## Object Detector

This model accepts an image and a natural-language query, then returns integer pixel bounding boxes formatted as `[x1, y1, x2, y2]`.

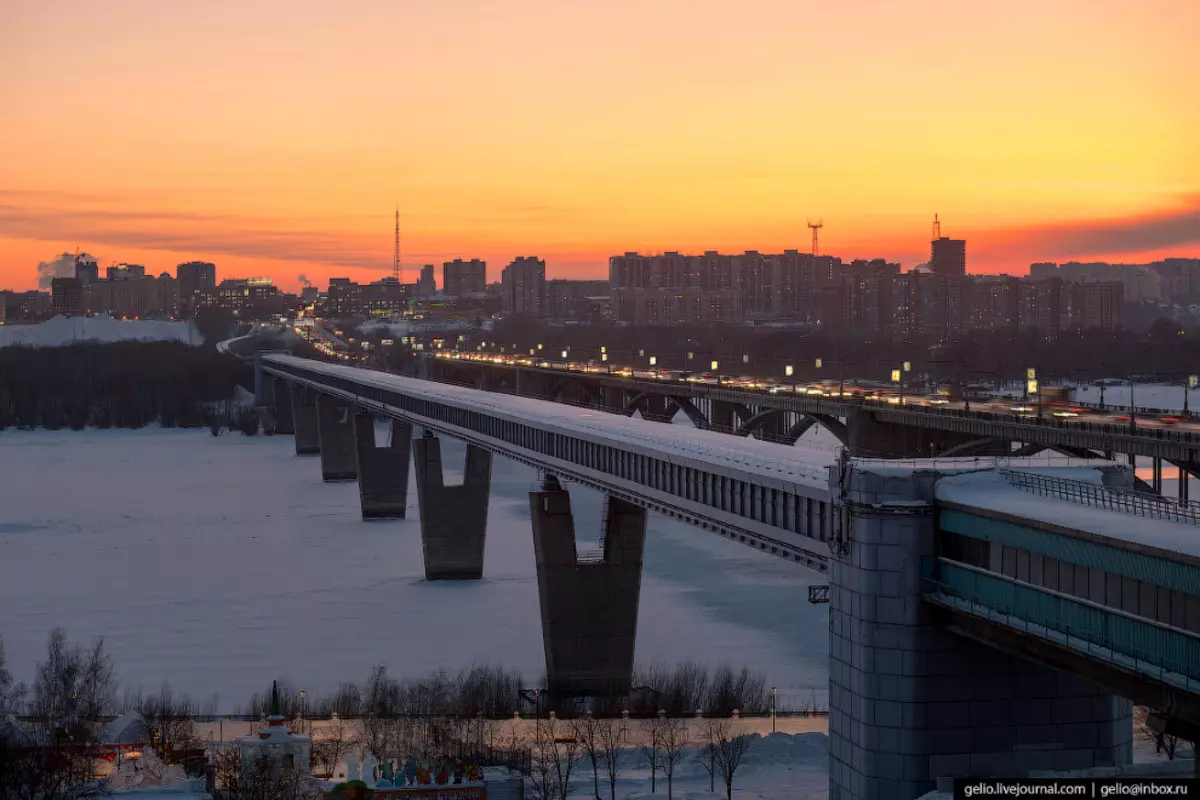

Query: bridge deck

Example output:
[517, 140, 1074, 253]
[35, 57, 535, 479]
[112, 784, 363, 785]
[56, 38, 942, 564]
[262, 355, 837, 570]
[267, 355, 835, 489]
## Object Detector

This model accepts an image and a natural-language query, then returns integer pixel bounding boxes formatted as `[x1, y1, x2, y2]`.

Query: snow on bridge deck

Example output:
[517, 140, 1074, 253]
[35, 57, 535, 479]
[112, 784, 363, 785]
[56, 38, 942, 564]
[936, 468, 1200, 565]
[264, 355, 838, 491]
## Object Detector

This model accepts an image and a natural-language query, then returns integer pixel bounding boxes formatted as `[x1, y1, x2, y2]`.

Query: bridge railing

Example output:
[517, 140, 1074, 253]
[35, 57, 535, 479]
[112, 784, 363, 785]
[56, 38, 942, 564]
[998, 469, 1200, 524]
[924, 559, 1200, 690]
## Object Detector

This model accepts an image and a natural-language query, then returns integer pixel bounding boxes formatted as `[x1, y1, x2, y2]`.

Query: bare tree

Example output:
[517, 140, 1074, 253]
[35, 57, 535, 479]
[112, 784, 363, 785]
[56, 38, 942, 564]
[703, 718, 754, 800]
[528, 715, 579, 800]
[1135, 706, 1182, 761]
[595, 716, 628, 800]
[213, 747, 318, 800]
[311, 718, 357, 780]
[16, 628, 117, 797]
[359, 665, 400, 763]
[638, 715, 664, 794]
[129, 682, 198, 763]
[696, 723, 718, 794]
[572, 713, 605, 799]
[658, 717, 690, 800]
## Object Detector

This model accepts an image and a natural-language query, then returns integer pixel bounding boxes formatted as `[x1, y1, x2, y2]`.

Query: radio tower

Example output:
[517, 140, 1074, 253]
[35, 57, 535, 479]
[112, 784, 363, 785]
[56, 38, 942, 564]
[932, 213, 941, 240]
[392, 207, 401, 282]
[807, 218, 823, 257]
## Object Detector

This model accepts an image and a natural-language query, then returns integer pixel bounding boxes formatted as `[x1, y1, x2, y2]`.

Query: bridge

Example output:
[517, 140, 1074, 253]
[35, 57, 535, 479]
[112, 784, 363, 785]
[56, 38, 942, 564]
[256, 354, 1200, 799]
[423, 353, 1200, 501]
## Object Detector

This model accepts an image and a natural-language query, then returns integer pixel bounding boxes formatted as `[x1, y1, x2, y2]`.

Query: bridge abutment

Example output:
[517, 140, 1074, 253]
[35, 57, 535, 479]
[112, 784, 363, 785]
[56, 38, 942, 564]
[353, 413, 411, 519]
[828, 465, 1131, 799]
[271, 378, 295, 434]
[316, 395, 358, 481]
[289, 385, 320, 455]
[530, 477, 646, 698]
[413, 433, 491, 579]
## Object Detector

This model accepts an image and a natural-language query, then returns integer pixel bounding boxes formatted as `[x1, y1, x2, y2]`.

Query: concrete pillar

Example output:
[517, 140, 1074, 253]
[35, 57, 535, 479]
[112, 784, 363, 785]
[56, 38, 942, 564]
[315, 394, 357, 481]
[353, 414, 411, 519]
[827, 465, 1131, 800]
[712, 400, 737, 432]
[272, 378, 295, 435]
[413, 434, 491, 580]
[289, 385, 320, 455]
[530, 478, 646, 698]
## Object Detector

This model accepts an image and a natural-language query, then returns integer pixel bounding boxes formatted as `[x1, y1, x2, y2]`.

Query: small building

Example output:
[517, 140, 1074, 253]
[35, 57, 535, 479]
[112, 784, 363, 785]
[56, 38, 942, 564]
[237, 681, 310, 777]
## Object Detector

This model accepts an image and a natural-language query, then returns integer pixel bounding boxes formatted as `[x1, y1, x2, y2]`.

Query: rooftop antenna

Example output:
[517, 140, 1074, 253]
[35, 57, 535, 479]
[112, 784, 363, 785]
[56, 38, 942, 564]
[932, 213, 941, 240]
[393, 207, 401, 282]
[807, 218, 823, 257]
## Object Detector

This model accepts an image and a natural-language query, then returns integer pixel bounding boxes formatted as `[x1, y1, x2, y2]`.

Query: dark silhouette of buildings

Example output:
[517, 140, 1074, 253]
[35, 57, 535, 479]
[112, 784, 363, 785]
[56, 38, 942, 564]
[51, 277, 84, 317]
[501, 256, 546, 315]
[442, 258, 487, 298]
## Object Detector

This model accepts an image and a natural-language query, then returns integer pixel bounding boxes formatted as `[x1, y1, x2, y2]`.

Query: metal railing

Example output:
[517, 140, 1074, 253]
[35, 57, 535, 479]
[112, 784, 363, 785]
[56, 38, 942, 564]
[999, 468, 1200, 525]
[924, 559, 1200, 692]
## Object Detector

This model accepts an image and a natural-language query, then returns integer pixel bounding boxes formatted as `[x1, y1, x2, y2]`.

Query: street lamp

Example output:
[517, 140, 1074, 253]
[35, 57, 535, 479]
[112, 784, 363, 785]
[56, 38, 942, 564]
[1187, 375, 1197, 415]
[785, 364, 795, 393]
[649, 356, 657, 367]
[771, 686, 777, 733]
[892, 368, 903, 404]
[300, 689, 307, 734]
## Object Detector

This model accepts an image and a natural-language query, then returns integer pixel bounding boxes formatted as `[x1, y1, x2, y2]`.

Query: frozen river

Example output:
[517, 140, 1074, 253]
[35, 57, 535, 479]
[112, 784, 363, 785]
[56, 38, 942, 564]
[0, 426, 829, 710]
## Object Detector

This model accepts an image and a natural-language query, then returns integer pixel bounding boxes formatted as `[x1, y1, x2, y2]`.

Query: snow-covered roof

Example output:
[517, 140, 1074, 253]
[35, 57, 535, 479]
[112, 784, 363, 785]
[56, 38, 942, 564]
[102, 711, 152, 745]
[935, 469, 1200, 564]
[264, 355, 838, 492]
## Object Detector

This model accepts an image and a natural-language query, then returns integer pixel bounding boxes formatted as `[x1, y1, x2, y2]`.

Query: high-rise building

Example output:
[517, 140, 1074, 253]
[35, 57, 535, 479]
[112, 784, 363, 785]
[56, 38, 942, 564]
[106, 263, 146, 281]
[176, 261, 216, 316]
[442, 258, 486, 297]
[930, 237, 967, 277]
[51, 277, 84, 316]
[418, 264, 436, 297]
[74, 256, 99, 284]
[501, 256, 546, 315]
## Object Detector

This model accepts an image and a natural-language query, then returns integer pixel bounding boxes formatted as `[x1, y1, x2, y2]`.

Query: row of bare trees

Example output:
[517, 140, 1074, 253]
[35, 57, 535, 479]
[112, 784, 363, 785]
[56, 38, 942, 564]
[530, 712, 753, 800]
[237, 660, 779, 720]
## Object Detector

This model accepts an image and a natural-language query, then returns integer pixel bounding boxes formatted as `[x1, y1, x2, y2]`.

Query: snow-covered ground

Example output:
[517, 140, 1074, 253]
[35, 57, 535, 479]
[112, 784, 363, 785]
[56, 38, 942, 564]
[0, 314, 202, 348]
[0, 426, 829, 711]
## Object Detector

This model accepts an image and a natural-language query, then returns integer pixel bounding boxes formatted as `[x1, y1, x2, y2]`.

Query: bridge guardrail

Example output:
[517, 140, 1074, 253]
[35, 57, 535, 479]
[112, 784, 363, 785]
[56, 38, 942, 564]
[998, 469, 1200, 524]
[924, 559, 1200, 690]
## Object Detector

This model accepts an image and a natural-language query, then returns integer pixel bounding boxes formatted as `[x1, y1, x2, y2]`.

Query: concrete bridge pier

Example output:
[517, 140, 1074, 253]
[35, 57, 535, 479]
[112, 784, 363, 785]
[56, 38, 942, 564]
[601, 385, 625, 413]
[289, 385, 320, 455]
[271, 377, 295, 434]
[413, 433, 492, 580]
[530, 476, 646, 698]
[711, 400, 738, 432]
[827, 465, 1131, 799]
[353, 413, 412, 519]
[315, 395, 358, 481]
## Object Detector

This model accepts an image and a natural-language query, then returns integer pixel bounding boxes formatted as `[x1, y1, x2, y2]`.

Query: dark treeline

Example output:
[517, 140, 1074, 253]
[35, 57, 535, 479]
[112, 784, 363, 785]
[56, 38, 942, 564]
[483, 317, 1200, 386]
[239, 661, 783, 720]
[0, 341, 252, 431]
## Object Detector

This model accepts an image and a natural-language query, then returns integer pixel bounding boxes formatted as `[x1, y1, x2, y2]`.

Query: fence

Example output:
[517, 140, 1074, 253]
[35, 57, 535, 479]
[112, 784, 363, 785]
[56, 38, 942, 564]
[999, 468, 1200, 525]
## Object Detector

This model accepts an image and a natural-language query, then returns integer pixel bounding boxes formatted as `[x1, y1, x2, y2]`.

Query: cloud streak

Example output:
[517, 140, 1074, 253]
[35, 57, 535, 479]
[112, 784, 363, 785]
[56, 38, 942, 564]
[973, 197, 1200, 264]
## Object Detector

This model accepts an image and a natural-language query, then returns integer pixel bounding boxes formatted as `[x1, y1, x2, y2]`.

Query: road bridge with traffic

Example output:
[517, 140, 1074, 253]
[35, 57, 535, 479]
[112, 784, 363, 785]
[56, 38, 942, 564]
[256, 354, 1200, 799]
[423, 353, 1200, 501]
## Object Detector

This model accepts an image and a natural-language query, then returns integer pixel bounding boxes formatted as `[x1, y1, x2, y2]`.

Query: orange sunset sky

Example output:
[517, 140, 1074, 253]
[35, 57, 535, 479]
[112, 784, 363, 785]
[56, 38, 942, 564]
[1, 0, 1197, 293]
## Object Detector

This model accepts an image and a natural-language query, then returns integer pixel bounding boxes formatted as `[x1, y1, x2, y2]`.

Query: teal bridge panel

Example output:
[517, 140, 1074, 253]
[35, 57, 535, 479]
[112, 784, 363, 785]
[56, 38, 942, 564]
[924, 558, 1200, 691]
[938, 508, 1200, 596]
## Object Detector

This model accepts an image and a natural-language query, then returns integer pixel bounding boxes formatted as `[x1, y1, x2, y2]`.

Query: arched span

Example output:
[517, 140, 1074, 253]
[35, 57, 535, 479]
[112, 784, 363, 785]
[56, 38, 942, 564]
[736, 409, 848, 444]
[666, 396, 710, 429]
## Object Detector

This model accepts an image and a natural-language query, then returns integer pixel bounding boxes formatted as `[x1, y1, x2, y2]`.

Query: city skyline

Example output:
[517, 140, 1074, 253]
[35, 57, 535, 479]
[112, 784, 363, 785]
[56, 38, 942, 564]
[2, 0, 1198, 292]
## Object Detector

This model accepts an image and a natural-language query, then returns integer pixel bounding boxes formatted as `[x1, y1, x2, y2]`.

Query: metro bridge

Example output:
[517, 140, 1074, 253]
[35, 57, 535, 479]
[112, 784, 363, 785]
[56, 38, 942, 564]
[256, 354, 1200, 799]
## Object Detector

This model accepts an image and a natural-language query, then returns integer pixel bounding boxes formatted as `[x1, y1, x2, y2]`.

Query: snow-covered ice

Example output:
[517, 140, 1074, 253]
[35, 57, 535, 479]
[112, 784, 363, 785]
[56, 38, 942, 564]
[0, 427, 828, 709]
[0, 314, 202, 348]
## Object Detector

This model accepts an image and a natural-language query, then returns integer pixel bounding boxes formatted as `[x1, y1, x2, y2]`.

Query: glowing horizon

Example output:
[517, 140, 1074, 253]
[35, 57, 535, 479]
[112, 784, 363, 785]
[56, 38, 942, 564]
[2, 0, 1197, 293]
